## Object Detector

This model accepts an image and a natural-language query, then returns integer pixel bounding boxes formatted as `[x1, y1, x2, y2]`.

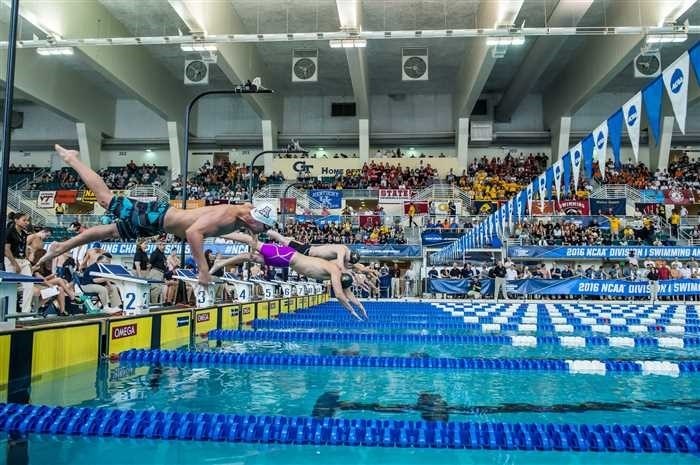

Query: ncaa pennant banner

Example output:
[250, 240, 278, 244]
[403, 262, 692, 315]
[643, 77, 663, 144]
[562, 152, 571, 194]
[570, 142, 583, 192]
[593, 121, 608, 180]
[607, 110, 623, 169]
[691, 42, 700, 83]
[538, 172, 547, 210]
[552, 159, 563, 200]
[582, 134, 594, 180]
[662, 51, 690, 134]
[622, 91, 642, 162]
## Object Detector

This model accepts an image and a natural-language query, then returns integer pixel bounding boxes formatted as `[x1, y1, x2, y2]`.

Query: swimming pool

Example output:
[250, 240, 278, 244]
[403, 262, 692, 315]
[2, 301, 699, 464]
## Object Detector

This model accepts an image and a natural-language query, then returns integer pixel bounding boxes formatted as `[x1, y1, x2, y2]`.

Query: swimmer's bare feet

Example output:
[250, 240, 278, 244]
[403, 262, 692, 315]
[54, 144, 80, 164]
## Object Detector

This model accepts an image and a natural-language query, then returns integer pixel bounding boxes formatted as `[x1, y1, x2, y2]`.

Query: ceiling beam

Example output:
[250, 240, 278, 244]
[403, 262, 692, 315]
[453, 0, 525, 119]
[17, 0, 188, 122]
[495, 0, 594, 122]
[336, 0, 369, 118]
[542, 0, 695, 127]
[176, 0, 282, 127]
[0, 23, 115, 136]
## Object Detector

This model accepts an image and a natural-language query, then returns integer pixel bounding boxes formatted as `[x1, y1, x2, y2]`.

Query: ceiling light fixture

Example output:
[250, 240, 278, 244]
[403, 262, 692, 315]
[36, 46, 73, 56]
[180, 42, 217, 52]
[645, 32, 687, 44]
[486, 36, 525, 46]
[329, 39, 366, 48]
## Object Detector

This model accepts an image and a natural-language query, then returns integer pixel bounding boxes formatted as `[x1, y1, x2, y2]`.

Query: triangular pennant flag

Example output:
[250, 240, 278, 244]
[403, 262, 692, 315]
[553, 159, 563, 200]
[538, 172, 547, 209]
[662, 51, 690, 134]
[546, 167, 554, 200]
[593, 121, 608, 180]
[562, 152, 571, 195]
[507, 198, 514, 228]
[643, 77, 663, 144]
[526, 183, 534, 214]
[622, 91, 642, 162]
[516, 191, 524, 221]
[608, 110, 623, 169]
[582, 134, 594, 180]
[691, 43, 700, 84]
[570, 142, 582, 192]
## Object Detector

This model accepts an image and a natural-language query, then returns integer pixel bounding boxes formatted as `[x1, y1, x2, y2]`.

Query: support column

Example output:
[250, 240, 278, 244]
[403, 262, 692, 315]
[75, 123, 101, 169]
[167, 121, 184, 178]
[359, 119, 369, 162]
[550, 116, 571, 163]
[456, 118, 469, 167]
[650, 116, 674, 172]
[261, 120, 277, 175]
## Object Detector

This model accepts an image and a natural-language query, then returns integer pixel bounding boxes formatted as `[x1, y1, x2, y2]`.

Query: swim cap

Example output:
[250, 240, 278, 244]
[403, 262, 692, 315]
[349, 251, 361, 264]
[251, 205, 277, 228]
[340, 273, 353, 289]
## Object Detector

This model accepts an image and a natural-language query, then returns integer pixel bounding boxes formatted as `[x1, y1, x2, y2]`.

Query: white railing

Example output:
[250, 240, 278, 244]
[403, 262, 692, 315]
[589, 184, 641, 203]
[253, 183, 325, 211]
[412, 184, 472, 210]
[8, 189, 52, 225]
[129, 185, 170, 203]
[10, 168, 50, 191]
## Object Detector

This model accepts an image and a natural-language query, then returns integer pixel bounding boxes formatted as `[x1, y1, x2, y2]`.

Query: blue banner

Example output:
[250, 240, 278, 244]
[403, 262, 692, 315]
[589, 198, 626, 216]
[309, 190, 342, 208]
[428, 279, 469, 294]
[582, 134, 594, 179]
[454, 278, 700, 297]
[58, 242, 250, 257]
[422, 229, 464, 246]
[639, 190, 665, 203]
[294, 215, 342, 226]
[608, 110, 623, 169]
[643, 77, 663, 144]
[507, 245, 700, 260]
[348, 244, 422, 258]
[691, 42, 700, 84]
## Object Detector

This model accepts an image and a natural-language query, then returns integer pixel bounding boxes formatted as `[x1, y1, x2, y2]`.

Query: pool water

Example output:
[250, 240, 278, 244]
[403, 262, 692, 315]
[2, 301, 699, 465]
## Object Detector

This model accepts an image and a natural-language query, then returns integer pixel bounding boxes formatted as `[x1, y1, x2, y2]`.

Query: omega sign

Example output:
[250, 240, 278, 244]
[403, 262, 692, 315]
[196, 312, 211, 323]
[112, 324, 137, 339]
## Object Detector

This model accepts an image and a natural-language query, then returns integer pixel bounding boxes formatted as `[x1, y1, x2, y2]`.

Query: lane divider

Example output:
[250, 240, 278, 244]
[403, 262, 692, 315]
[118, 349, 700, 376]
[0, 403, 697, 452]
[208, 329, 700, 349]
[251, 318, 700, 335]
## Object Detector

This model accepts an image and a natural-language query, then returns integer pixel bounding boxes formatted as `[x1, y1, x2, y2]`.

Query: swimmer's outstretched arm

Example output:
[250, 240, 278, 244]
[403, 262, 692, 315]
[209, 252, 263, 275]
[220, 231, 258, 246]
[265, 230, 292, 246]
[330, 272, 361, 320]
[345, 288, 368, 319]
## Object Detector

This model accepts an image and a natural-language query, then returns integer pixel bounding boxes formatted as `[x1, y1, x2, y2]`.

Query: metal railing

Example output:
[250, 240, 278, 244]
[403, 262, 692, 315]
[129, 185, 170, 203]
[10, 167, 49, 190]
[589, 184, 641, 203]
[253, 183, 325, 211]
[412, 184, 473, 210]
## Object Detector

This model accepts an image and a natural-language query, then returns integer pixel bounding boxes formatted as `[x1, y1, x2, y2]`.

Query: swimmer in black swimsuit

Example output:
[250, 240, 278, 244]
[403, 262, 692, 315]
[35, 145, 277, 285]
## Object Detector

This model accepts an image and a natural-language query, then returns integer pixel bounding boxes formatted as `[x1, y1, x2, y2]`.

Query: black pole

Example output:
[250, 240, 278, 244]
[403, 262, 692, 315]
[247, 149, 307, 200]
[0, 0, 21, 272]
[179, 88, 273, 268]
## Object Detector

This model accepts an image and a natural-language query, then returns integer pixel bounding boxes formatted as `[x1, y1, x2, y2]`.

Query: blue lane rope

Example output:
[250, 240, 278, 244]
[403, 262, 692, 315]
[0, 403, 697, 452]
[251, 318, 700, 335]
[118, 349, 700, 376]
[208, 329, 700, 349]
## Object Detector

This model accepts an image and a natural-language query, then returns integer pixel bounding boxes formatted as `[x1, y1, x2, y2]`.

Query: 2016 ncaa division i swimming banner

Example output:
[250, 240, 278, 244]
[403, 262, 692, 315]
[507, 246, 700, 260]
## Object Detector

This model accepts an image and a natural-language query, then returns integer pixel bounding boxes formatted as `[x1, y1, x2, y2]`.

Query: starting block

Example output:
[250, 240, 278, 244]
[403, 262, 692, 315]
[221, 273, 254, 303]
[250, 279, 277, 300]
[313, 283, 324, 294]
[90, 264, 162, 315]
[292, 281, 306, 296]
[174, 269, 218, 308]
[272, 280, 295, 298]
[0, 270, 43, 329]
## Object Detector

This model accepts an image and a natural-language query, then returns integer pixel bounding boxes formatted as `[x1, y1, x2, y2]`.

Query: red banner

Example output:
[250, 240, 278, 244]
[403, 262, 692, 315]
[280, 198, 297, 214]
[664, 188, 697, 205]
[378, 188, 412, 202]
[55, 190, 78, 205]
[403, 201, 429, 214]
[359, 215, 381, 228]
[529, 200, 556, 215]
[556, 199, 590, 215]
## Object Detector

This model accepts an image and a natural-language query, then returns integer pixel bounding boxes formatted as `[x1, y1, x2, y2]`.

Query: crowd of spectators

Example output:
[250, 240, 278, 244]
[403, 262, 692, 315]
[511, 214, 666, 246]
[169, 159, 283, 200]
[282, 219, 407, 245]
[27, 161, 166, 191]
[597, 155, 700, 195]
[295, 161, 438, 190]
